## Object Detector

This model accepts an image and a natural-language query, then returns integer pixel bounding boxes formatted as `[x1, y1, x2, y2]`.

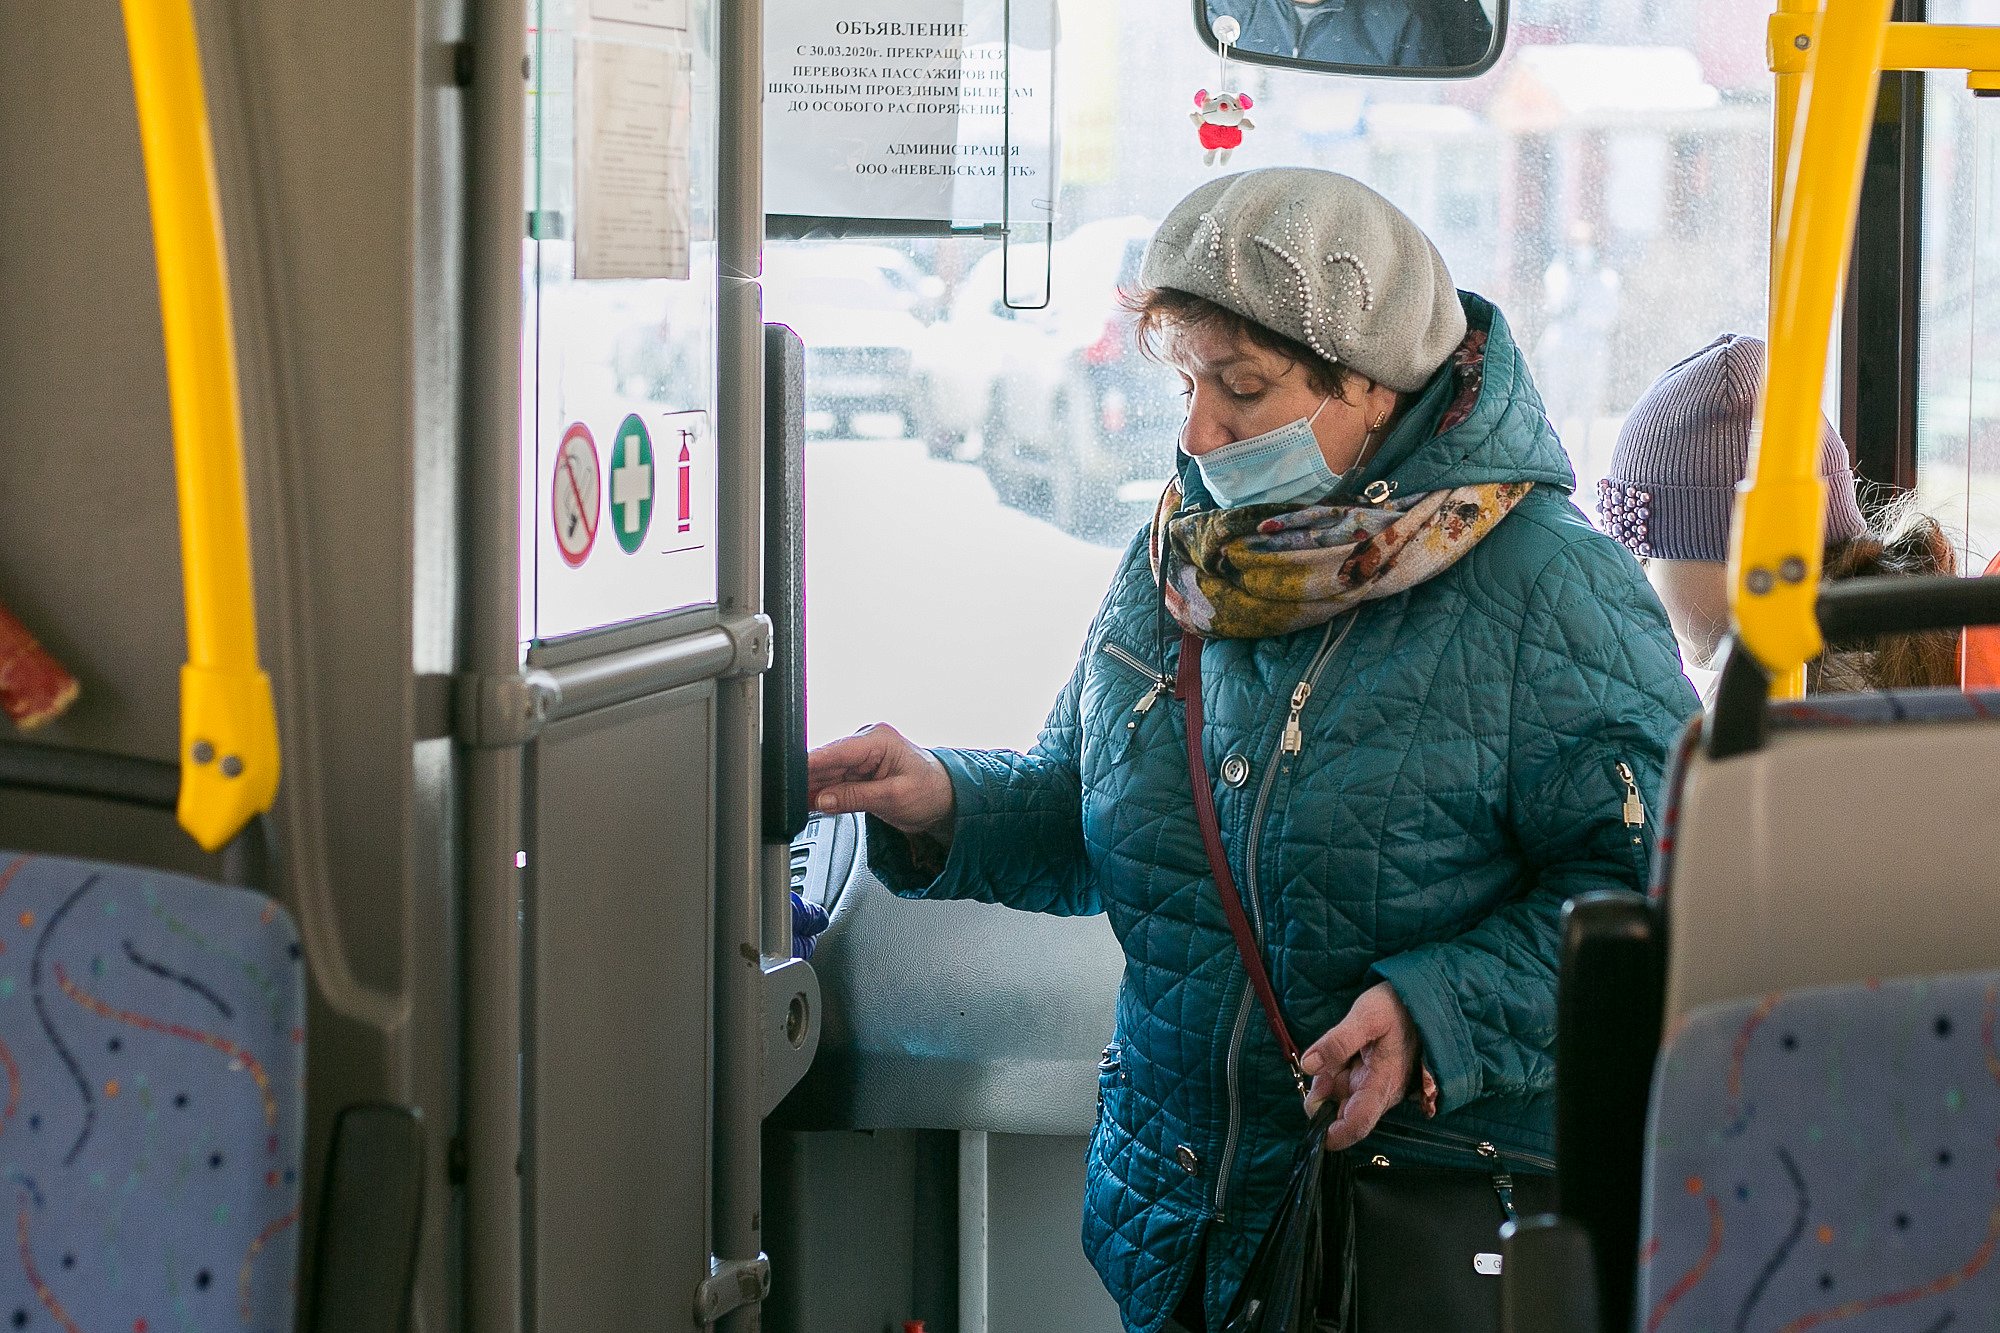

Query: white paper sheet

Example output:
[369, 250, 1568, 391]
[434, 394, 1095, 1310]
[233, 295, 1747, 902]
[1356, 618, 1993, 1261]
[574, 39, 693, 281]
[763, 0, 1056, 223]
[590, 0, 688, 30]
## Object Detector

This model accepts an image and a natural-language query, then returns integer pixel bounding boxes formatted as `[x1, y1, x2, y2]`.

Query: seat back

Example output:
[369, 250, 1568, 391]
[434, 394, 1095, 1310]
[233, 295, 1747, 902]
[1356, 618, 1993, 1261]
[1661, 689, 2000, 1024]
[1639, 969, 2000, 1332]
[0, 851, 305, 1329]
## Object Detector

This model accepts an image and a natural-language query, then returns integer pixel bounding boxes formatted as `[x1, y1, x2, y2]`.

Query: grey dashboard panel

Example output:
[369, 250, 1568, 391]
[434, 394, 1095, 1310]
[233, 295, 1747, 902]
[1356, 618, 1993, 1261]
[780, 814, 1124, 1138]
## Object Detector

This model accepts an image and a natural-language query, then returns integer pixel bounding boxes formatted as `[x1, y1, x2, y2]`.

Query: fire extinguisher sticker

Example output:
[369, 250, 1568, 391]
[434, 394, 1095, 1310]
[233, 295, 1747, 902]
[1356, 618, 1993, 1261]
[535, 408, 713, 641]
[678, 428, 694, 534]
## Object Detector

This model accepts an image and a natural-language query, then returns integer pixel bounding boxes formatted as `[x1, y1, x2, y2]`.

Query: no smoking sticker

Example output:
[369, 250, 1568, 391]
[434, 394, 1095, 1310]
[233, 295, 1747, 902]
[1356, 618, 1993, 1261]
[552, 423, 602, 568]
[609, 413, 656, 554]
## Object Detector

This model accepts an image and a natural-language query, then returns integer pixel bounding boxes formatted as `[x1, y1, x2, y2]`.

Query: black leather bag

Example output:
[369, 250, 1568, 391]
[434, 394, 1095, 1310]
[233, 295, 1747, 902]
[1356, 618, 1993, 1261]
[1328, 1124, 1557, 1331]
[1181, 632, 1556, 1333]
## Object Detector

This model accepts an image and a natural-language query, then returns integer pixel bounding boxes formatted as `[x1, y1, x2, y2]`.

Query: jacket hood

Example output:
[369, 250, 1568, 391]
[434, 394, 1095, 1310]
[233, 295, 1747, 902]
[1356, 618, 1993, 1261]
[1174, 292, 1574, 508]
[1352, 293, 1574, 497]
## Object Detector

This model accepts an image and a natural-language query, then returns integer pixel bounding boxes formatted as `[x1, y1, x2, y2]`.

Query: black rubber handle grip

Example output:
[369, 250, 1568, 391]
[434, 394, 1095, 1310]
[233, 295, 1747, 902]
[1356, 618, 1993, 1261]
[0, 739, 178, 811]
[0, 739, 269, 887]
[1817, 573, 2000, 641]
[762, 323, 811, 844]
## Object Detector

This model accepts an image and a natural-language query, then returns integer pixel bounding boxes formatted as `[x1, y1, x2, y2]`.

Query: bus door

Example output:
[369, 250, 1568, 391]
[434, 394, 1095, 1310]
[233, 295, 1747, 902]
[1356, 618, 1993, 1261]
[467, 1, 820, 1328]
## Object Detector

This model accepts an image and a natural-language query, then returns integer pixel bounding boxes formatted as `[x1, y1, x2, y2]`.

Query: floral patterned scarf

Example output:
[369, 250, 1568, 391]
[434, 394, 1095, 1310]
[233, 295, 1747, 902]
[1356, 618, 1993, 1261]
[1148, 330, 1533, 641]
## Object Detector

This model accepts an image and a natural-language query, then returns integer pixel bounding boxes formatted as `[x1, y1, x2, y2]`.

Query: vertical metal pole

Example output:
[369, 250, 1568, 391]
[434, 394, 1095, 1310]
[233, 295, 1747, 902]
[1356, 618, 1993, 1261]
[1771, 0, 1816, 313]
[959, 1130, 991, 1333]
[464, 3, 529, 1331]
[716, 0, 767, 1326]
[1742, 0, 1895, 685]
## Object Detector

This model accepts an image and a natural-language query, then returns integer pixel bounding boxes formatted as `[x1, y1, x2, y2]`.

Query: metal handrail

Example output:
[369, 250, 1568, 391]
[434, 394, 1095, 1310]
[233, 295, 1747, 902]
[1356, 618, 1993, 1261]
[1748, 10, 2000, 696]
[120, 0, 280, 851]
[1743, 0, 1895, 695]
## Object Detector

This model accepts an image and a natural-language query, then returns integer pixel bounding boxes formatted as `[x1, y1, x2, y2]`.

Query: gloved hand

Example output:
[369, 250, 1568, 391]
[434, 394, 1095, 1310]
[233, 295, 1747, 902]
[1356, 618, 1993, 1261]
[792, 891, 831, 961]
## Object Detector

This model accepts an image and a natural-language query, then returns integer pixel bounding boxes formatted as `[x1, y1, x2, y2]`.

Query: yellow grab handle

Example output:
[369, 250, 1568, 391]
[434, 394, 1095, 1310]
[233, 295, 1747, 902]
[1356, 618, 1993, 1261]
[122, 0, 279, 852]
[1737, 0, 1895, 684]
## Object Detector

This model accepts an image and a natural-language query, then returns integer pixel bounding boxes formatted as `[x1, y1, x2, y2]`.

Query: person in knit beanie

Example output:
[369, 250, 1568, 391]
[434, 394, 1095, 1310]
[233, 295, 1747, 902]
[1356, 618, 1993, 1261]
[1600, 332, 1957, 689]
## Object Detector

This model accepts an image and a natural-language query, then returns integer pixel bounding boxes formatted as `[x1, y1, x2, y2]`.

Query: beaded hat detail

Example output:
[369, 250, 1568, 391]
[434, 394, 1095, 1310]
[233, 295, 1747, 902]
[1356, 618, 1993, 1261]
[1600, 333, 1865, 563]
[1140, 168, 1467, 393]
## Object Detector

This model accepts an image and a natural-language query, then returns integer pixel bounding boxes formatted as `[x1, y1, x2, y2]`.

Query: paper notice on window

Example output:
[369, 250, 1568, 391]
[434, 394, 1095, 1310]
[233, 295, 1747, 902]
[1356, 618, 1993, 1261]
[574, 39, 693, 281]
[590, 0, 687, 29]
[764, 0, 1057, 224]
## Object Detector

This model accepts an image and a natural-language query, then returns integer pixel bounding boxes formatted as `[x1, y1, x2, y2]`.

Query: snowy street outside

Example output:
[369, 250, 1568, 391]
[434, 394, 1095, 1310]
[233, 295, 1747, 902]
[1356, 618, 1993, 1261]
[802, 436, 1126, 753]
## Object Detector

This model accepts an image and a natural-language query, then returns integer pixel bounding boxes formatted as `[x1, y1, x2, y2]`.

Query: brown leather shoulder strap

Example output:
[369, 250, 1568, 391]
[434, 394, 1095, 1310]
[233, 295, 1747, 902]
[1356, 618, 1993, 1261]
[1177, 631, 1305, 1089]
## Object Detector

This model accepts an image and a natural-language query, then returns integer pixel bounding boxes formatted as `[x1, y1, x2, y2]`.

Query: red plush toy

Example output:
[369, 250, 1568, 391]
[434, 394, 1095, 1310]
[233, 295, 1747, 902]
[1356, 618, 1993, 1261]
[1192, 89, 1255, 167]
[0, 599, 78, 730]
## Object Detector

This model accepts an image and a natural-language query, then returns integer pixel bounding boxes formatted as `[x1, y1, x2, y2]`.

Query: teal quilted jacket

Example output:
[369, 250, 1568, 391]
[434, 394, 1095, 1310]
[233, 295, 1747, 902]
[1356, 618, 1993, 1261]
[871, 295, 1697, 1332]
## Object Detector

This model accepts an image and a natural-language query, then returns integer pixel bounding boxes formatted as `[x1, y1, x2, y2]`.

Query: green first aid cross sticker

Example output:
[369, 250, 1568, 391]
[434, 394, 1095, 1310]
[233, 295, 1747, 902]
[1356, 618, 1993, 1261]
[609, 413, 655, 554]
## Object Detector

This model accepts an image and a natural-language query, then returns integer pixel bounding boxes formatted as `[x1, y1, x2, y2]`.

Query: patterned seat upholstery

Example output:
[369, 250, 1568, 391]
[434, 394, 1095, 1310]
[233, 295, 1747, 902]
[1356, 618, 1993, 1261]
[1639, 970, 2000, 1332]
[0, 852, 305, 1331]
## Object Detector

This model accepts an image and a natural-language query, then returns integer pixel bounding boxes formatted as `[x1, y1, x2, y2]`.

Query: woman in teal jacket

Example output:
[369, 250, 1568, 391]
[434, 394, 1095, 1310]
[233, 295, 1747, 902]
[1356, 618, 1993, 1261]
[808, 170, 1696, 1333]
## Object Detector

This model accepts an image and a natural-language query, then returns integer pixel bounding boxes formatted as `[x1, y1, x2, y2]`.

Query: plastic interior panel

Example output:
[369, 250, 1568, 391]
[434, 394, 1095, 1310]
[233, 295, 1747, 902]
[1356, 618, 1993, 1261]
[527, 683, 715, 1330]
[1664, 694, 2000, 1024]
[776, 814, 1122, 1136]
[0, 0, 185, 765]
[308, 1103, 425, 1333]
[1, 2, 481, 1326]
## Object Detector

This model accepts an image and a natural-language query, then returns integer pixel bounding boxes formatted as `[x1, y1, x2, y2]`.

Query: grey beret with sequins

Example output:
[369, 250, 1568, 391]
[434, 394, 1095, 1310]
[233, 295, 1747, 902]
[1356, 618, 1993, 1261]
[1139, 167, 1468, 394]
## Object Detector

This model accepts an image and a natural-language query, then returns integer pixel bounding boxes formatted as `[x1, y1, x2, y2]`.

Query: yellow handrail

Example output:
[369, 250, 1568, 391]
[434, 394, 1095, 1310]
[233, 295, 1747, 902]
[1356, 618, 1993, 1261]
[1739, 0, 1895, 687]
[121, 0, 279, 852]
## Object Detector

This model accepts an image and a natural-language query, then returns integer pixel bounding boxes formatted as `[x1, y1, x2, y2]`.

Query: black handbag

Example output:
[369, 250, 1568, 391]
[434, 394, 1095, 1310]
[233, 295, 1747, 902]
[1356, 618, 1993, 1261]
[1179, 632, 1555, 1333]
[1329, 1123, 1557, 1331]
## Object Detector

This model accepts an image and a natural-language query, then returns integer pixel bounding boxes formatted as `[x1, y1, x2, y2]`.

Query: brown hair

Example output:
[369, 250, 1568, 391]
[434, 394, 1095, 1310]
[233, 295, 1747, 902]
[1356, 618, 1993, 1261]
[1810, 495, 1960, 693]
[1123, 287, 1359, 399]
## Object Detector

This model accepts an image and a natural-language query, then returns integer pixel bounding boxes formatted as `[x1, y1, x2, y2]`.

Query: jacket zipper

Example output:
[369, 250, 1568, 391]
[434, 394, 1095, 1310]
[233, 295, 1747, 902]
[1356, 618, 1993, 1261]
[1616, 761, 1646, 832]
[1211, 612, 1360, 1216]
[1101, 641, 1173, 724]
[1366, 1119, 1556, 1172]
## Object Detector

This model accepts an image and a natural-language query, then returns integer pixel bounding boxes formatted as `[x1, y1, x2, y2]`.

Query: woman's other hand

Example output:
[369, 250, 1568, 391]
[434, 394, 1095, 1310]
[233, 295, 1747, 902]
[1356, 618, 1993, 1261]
[807, 723, 957, 839]
[1300, 981, 1421, 1151]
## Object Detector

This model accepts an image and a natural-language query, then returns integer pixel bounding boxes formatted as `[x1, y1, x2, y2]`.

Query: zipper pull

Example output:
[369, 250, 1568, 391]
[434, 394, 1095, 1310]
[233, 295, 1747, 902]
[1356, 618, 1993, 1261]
[1126, 678, 1172, 731]
[1281, 681, 1313, 755]
[1616, 762, 1645, 827]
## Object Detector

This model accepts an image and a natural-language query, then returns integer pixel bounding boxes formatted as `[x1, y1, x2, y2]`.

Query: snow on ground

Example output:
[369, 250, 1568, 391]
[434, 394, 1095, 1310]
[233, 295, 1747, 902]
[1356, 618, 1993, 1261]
[803, 438, 1125, 752]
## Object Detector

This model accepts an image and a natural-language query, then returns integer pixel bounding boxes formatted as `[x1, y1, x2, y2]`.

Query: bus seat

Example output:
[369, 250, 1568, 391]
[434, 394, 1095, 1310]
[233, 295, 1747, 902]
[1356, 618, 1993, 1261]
[1637, 968, 2000, 1331]
[774, 813, 1122, 1136]
[0, 851, 305, 1330]
[1662, 687, 2000, 1023]
[1536, 580, 2000, 1331]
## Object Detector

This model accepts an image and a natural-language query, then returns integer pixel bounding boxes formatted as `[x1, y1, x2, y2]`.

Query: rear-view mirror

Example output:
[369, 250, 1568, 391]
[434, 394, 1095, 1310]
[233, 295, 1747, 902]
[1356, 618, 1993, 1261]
[1197, 0, 1505, 80]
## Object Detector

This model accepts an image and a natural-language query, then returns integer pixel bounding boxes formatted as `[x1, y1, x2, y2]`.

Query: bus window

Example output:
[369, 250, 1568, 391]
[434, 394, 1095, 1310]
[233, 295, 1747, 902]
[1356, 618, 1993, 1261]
[774, 0, 1774, 748]
[1916, 16, 2000, 573]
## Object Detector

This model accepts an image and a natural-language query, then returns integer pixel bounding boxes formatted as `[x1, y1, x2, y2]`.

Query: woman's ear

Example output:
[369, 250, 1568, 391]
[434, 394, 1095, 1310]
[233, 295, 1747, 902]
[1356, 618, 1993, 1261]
[1348, 376, 1400, 426]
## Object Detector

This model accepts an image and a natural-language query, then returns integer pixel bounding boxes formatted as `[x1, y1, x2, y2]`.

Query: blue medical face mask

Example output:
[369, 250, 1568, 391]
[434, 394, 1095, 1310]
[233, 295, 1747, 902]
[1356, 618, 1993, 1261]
[1192, 395, 1339, 509]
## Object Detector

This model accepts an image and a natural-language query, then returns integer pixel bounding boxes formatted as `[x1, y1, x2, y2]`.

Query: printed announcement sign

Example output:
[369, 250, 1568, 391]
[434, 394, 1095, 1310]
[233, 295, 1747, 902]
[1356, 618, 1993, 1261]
[764, 0, 1055, 223]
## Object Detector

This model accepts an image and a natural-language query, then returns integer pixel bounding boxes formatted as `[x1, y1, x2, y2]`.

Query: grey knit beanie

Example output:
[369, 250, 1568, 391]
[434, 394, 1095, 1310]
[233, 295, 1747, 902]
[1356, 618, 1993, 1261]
[1599, 333, 1865, 562]
[1140, 168, 1467, 393]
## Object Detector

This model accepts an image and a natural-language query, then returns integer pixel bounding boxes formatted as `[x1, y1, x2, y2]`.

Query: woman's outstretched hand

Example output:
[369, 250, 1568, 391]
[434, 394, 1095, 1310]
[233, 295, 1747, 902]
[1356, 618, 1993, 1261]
[806, 723, 957, 840]
[1300, 981, 1421, 1151]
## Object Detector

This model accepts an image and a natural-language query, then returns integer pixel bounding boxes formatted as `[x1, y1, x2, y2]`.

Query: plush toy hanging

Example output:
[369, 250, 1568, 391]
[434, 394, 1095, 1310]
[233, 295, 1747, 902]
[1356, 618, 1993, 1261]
[0, 598, 78, 730]
[1193, 16, 1256, 167]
